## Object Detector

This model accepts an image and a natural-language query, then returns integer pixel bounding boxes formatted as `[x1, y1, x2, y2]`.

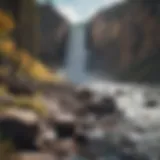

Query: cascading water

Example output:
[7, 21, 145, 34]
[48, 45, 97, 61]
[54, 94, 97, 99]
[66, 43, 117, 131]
[58, 23, 112, 84]
[63, 23, 89, 84]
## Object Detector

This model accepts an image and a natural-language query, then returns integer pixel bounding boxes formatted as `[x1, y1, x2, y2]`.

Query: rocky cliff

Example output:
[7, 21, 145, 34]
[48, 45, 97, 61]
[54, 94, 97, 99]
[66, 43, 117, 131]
[86, 0, 160, 82]
[38, 4, 69, 68]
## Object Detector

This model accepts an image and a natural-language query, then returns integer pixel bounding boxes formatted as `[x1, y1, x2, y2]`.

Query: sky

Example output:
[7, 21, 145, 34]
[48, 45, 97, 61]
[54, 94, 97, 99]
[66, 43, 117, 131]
[38, 0, 124, 23]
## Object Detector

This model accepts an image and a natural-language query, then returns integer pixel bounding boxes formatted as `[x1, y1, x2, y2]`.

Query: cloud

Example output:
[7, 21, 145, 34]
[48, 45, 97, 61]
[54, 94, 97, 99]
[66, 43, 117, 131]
[55, 5, 80, 23]
[55, 0, 125, 24]
[103, 0, 124, 7]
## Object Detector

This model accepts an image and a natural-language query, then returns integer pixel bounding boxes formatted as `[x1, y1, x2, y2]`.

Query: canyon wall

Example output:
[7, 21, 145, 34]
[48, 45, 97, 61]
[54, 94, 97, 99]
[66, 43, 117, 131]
[86, 0, 160, 82]
[38, 3, 69, 68]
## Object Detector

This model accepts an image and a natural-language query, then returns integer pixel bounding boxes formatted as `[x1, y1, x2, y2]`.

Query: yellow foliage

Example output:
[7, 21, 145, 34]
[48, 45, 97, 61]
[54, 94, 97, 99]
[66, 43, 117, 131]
[19, 50, 32, 67]
[0, 84, 46, 116]
[0, 85, 9, 96]
[0, 97, 47, 117]
[12, 95, 47, 116]
[0, 38, 16, 55]
[16, 50, 64, 83]
[0, 9, 15, 33]
[29, 61, 54, 82]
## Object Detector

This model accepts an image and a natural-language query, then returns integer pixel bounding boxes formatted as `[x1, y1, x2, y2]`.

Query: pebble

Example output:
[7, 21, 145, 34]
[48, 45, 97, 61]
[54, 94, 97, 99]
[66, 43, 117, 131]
[145, 99, 158, 108]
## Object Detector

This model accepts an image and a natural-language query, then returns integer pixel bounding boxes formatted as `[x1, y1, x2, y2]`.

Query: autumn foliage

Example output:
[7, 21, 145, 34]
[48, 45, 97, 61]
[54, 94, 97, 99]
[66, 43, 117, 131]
[0, 9, 15, 33]
[0, 9, 64, 83]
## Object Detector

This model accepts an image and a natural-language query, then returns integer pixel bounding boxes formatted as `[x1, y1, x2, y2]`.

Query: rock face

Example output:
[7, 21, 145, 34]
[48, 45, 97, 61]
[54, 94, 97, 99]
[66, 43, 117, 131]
[86, 0, 160, 82]
[38, 3, 69, 68]
[0, 117, 39, 151]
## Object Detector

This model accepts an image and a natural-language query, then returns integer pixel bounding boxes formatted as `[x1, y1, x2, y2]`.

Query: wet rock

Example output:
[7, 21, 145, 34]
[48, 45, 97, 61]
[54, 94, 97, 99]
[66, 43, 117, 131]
[0, 118, 39, 151]
[0, 109, 56, 152]
[36, 121, 57, 152]
[7, 78, 36, 96]
[0, 96, 14, 105]
[10, 152, 55, 160]
[118, 135, 136, 154]
[0, 109, 39, 125]
[75, 88, 93, 102]
[119, 152, 149, 160]
[58, 94, 81, 113]
[74, 133, 88, 146]
[120, 135, 136, 147]
[54, 122, 75, 138]
[100, 97, 118, 114]
[145, 99, 158, 108]
[54, 111, 76, 126]
[114, 89, 126, 97]
[87, 96, 118, 117]
[53, 139, 76, 158]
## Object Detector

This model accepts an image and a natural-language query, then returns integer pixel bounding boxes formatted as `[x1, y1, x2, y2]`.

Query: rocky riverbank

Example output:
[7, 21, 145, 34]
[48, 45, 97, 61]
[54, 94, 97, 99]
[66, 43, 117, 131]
[1, 80, 160, 160]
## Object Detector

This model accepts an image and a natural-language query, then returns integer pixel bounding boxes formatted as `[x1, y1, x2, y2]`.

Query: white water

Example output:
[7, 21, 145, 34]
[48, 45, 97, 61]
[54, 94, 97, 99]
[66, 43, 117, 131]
[61, 23, 89, 84]
[57, 23, 113, 85]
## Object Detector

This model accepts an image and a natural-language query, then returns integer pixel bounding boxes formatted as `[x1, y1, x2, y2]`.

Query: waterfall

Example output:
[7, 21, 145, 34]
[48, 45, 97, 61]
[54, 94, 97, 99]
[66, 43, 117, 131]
[57, 22, 111, 84]
[61, 23, 89, 84]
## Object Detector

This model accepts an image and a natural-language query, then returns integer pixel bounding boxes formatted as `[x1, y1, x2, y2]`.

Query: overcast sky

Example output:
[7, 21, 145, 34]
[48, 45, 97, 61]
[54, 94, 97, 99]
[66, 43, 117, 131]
[38, 0, 124, 23]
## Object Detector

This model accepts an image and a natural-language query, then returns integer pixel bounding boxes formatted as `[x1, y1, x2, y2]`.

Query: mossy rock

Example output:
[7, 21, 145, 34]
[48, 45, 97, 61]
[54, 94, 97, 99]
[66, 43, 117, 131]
[0, 94, 47, 117]
[13, 96, 47, 116]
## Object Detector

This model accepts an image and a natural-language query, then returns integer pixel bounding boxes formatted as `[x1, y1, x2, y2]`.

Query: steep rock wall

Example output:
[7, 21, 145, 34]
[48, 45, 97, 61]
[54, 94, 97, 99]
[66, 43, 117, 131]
[87, 0, 160, 82]
[38, 4, 69, 68]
